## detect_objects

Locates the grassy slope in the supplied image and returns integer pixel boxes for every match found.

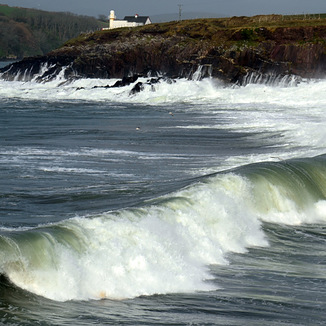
[64,13,326,49]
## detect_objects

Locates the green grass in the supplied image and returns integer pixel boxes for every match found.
[59,12,326,51]
[139,13,326,34]
[0,4,16,16]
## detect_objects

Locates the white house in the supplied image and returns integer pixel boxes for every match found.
[105,10,152,30]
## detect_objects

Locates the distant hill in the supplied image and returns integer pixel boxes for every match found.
[0,4,107,60]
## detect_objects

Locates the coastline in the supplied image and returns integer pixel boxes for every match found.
[1,15,326,84]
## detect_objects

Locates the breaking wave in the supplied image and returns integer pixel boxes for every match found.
[0,61,326,108]
[1,155,326,301]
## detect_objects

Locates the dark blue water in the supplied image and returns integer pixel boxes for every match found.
[0,99,276,227]
[1,71,326,325]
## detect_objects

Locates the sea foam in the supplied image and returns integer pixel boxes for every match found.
[3,156,326,301]
[0,75,324,105]
[0,172,267,301]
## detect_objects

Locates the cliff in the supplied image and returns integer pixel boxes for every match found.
[1,14,326,84]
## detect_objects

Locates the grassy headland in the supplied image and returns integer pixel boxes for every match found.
[2,13,326,83]
[65,13,326,46]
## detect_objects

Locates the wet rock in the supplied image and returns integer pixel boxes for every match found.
[112,75,139,87]
[130,82,144,95]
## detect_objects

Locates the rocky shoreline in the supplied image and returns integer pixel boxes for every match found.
[1,16,326,85]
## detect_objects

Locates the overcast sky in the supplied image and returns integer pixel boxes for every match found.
[1,0,325,18]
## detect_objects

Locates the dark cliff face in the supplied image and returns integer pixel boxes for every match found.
[1,17,326,84]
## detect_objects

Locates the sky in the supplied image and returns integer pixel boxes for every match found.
[1,0,325,18]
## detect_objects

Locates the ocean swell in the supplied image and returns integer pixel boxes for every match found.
[1,155,326,301]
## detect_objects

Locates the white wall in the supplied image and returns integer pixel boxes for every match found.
[110,20,143,29]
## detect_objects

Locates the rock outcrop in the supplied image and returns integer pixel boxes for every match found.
[1,16,326,85]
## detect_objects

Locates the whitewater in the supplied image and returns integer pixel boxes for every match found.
[1,66,326,325]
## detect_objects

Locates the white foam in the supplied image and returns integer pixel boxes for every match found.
[0,75,325,104]
[39,166,104,174]
[2,76,326,301]
[3,165,326,301]
[1,77,326,159]
[2,173,268,301]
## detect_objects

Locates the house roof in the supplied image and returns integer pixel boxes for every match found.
[123,15,151,24]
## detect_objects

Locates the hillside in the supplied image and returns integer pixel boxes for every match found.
[1,14,326,84]
[0,4,107,59]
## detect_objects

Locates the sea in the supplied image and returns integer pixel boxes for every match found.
[1,60,326,325]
